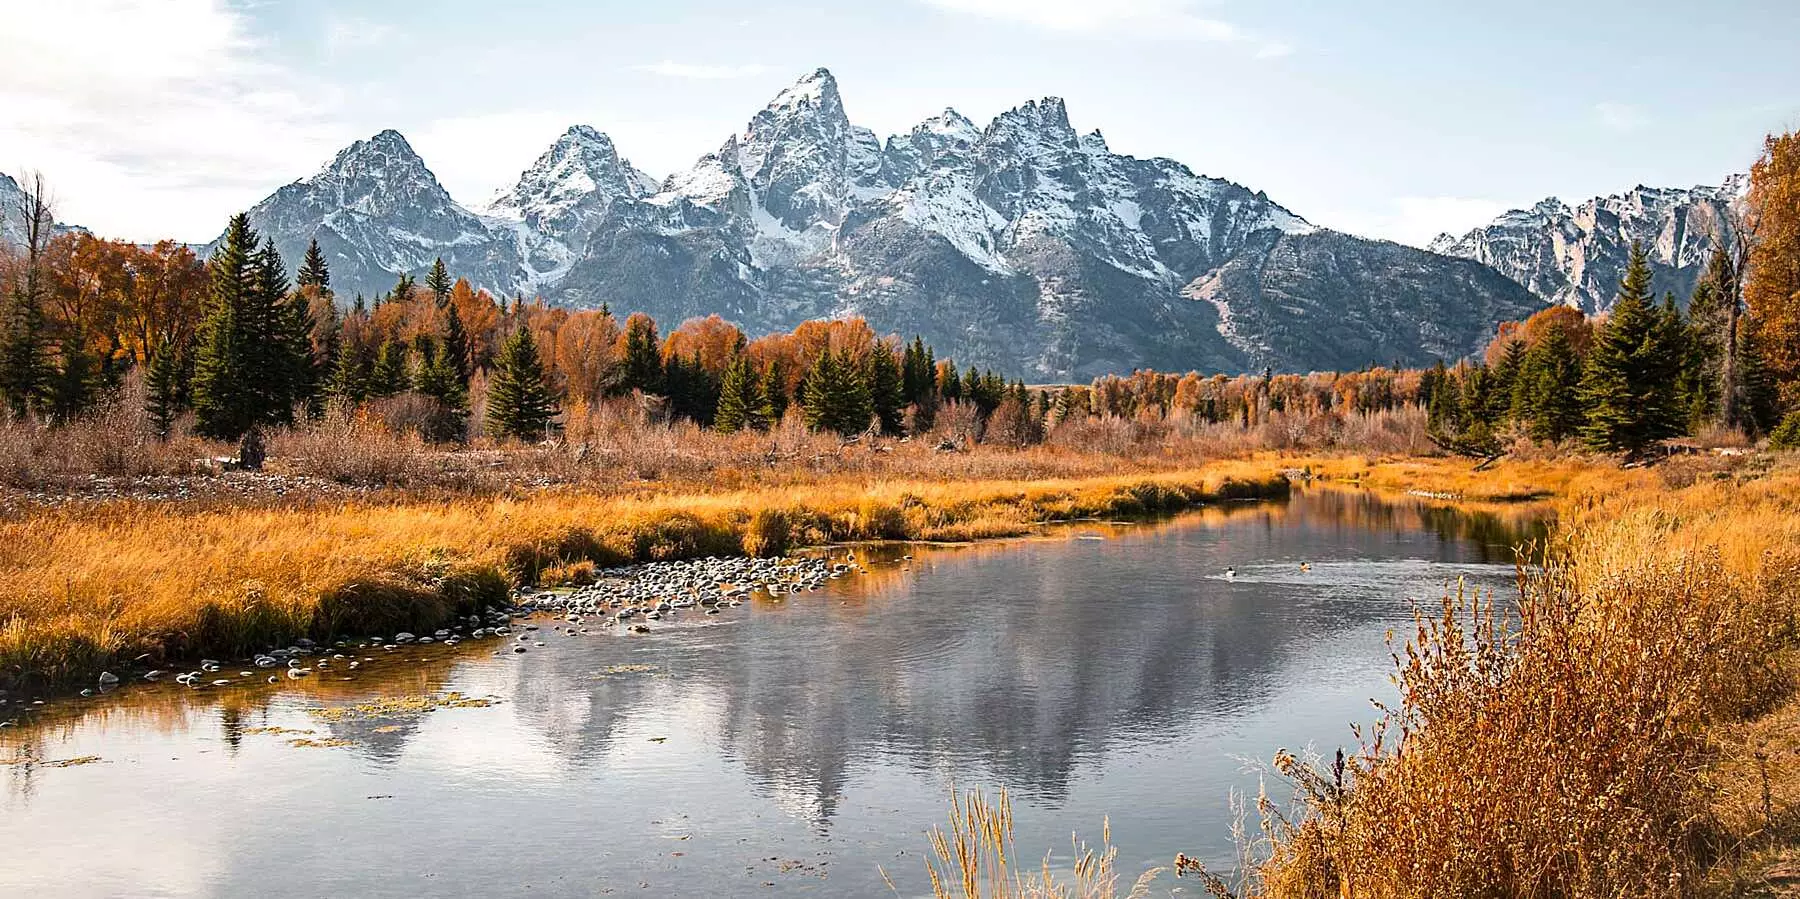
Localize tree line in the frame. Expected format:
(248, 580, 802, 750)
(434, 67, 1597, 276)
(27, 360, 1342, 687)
(2, 128, 1796, 453)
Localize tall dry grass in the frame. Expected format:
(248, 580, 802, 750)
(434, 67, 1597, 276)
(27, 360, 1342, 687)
(0, 464, 1288, 687)
(1209, 463, 1800, 898)
(904, 790, 1162, 899)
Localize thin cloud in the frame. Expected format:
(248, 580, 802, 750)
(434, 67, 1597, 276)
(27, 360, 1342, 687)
(323, 16, 399, 55)
(0, 0, 346, 241)
(1594, 102, 1650, 132)
(634, 61, 772, 80)
(919, 0, 1244, 42)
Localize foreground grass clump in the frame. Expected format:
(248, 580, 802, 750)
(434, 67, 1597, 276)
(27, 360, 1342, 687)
(905, 789, 1159, 899)
(1212, 464, 1800, 898)
(0, 465, 1287, 686)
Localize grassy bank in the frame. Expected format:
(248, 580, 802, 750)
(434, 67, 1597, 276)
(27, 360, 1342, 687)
(892, 454, 1800, 898)
(0, 462, 1288, 688)
(1209, 458, 1800, 897)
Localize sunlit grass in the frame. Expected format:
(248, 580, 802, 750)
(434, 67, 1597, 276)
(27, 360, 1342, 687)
(0, 464, 1290, 685)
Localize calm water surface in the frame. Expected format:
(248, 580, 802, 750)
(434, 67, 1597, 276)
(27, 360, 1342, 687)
(1, 489, 1543, 897)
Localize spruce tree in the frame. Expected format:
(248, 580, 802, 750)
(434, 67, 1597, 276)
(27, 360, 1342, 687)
(442, 301, 472, 382)
(801, 350, 840, 433)
(1580, 243, 1686, 454)
(192, 214, 259, 440)
(0, 281, 50, 418)
(715, 355, 772, 433)
(297, 238, 330, 292)
(326, 339, 370, 404)
(764, 358, 789, 421)
(1516, 321, 1584, 443)
(867, 342, 905, 434)
(425, 258, 452, 309)
(145, 338, 185, 438)
(486, 327, 557, 440)
(389, 273, 416, 306)
(47, 338, 96, 422)
(412, 338, 469, 441)
(370, 339, 410, 397)
(620, 315, 664, 395)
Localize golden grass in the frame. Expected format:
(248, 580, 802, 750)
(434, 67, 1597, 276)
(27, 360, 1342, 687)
(902, 789, 1162, 899)
(0, 462, 1289, 686)
(1214, 459, 1800, 898)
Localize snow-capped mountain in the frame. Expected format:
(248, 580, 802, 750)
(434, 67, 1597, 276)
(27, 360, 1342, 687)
(481, 125, 658, 290)
(1429, 179, 1744, 313)
(232, 69, 1544, 376)
(233, 130, 522, 302)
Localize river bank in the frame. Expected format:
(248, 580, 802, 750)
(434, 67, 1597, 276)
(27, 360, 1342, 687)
(0, 461, 1301, 690)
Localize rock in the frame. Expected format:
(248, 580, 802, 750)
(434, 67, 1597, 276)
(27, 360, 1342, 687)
(97, 671, 119, 685)
(143, 670, 167, 681)
(393, 633, 416, 644)
(287, 668, 310, 679)
(512, 646, 527, 654)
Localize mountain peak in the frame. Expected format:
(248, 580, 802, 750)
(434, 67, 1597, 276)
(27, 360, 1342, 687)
(487, 124, 653, 224)
(763, 68, 842, 116)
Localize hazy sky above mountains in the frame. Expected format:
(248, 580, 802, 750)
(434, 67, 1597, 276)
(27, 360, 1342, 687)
(4, 0, 1796, 245)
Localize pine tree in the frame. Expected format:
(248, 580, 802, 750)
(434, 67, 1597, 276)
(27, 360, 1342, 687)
(620, 315, 663, 394)
(801, 350, 839, 433)
(1490, 339, 1526, 424)
(0, 177, 54, 418)
(297, 238, 330, 292)
(940, 364, 962, 403)
(486, 327, 557, 440)
(370, 339, 410, 397)
(425, 258, 452, 309)
(867, 342, 905, 434)
(764, 358, 789, 421)
(326, 338, 370, 404)
(442, 301, 472, 382)
(715, 355, 773, 433)
(192, 214, 260, 440)
(145, 338, 185, 438)
(1515, 321, 1584, 443)
(1580, 243, 1686, 454)
(412, 338, 469, 441)
(47, 338, 96, 422)
(389, 273, 417, 306)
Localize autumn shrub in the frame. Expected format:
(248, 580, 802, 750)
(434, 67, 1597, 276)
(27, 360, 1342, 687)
(1210, 467, 1800, 899)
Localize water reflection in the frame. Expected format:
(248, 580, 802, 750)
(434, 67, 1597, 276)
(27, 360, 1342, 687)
(1, 487, 1546, 898)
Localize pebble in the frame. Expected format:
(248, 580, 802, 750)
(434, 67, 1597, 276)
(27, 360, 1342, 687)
(97, 672, 119, 686)
(522, 555, 848, 624)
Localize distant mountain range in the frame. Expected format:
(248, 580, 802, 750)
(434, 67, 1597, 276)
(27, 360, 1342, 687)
(3, 70, 1747, 378)
(1430, 178, 1745, 313)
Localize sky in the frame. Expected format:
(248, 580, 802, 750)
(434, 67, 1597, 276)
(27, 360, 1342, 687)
(2, 0, 1797, 246)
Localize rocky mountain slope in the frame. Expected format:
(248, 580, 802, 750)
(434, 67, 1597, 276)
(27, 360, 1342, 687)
(0, 171, 84, 250)
(1429, 179, 1744, 313)
(233, 69, 1545, 377)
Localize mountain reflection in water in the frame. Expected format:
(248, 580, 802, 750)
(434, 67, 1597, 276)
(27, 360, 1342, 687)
(1, 487, 1545, 898)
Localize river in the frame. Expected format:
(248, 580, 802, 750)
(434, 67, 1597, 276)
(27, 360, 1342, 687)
(0, 487, 1544, 897)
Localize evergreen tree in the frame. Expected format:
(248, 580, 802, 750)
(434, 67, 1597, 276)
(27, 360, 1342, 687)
(370, 339, 410, 397)
(1515, 321, 1584, 443)
(800, 350, 870, 435)
(620, 315, 664, 394)
(425, 258, 452, 309)
(940, 364, 962, 402)
(715, 355, 773, 433)
(326, 338, 370, 404)
(1580, 243, 1687, 454)
(0, 173, 55, 418)
(47, 338, 96, 422)
(0, 280, 50, 418)
(442, 301, 472, 382)
(145, 338, 186, 438)
(486, 326, 557, 440)
(412, 338, 469, 441)
(192, 214, 260, 439)
(867, 342, 905, 434)
(764, 358, 789, 421)
(297, 238, 330, 292)
(388, 273, 417, 306)
(1736, 324, 1782, 435)
(840, 349, 873, 434)
(1490, 339, 1526, 423)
